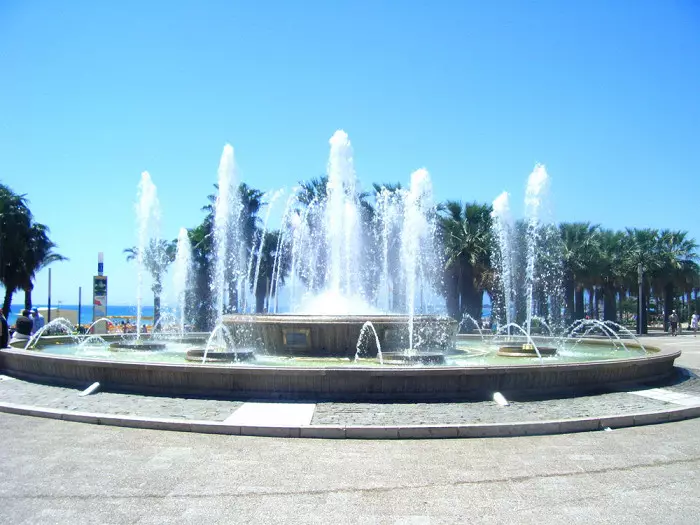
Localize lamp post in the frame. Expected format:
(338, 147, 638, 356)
(638, 263, 643, 335)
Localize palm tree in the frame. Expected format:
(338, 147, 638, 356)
(202, 182, 265, 312)
(297, 176, 328, 207)
(250, 230, 291, 313)
(1, 184, 31, 316)
(623, 228, 661, 334)
(597, 229, 626, 322)
(559, 222, 600, 324)
(655, 230, 698, 330)
(20, 223, 68, 309)
(124, 239, 175, 329)
(1, 184, 66, 316)
(439, 201, 493, 322)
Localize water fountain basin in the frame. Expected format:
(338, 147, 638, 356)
(0, 335, 679, 401)
(109, 341, 167, 351)
(381, 351, 447, 365)
(497, 344, 557, 357)
(185, 347, 256, 363)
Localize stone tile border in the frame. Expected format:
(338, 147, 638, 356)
(2, 400, 699, 439)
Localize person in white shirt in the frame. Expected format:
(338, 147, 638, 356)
(691, 312, 698, 337)
(30, 308, 45, 335)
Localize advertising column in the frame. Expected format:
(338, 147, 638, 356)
(93, 252, 108, 334)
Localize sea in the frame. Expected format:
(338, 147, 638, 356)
(6, 305, 155, 327)
(6, 303, 493, 327)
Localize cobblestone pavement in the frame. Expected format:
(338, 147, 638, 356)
(310, 392, 672, 426)
(2, 372, 697, 425)
(0, 377, 242, 421)
(1, 412, 699, 524)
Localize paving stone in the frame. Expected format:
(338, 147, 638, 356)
(3, 369, 700, 428)
(0, 379, 243, 421)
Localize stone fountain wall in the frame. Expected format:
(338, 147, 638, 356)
(222, 314, 458, 358)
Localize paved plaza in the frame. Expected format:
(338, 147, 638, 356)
(0, 335, 699, 523)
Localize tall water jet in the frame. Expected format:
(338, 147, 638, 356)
(269, 189, 300, 312)
(524, 164, 550, 335)
(491, 192, 515, 329)
(212, 144, 237, 327)
(173, 227, 193, 335)
(134, 171, 160, 339)
(325, 130, 362, 299)
(376, 187, 402, 312)
(251, 189, 284, 312)
(401, 168, 433, 350)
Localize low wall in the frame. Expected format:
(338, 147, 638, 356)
(0, 344, 679, 401)
(222, 314, 457, 358)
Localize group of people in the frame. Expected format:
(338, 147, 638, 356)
(115, 321, 148, 334)
(667, 310, 699, 337)
(0, 308, 46, 347)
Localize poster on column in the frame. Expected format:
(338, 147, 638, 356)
(93, 276, 108, 332)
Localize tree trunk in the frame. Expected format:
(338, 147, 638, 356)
(24, 284, 33, 311)
(459, 265, 482, 323)
(636, 286, 649, 335)
(2, 287, 13, 318)
(255, 280, 267, 313)
(688, 290, 694, 320)
(564, 277, 575, 325)
(574, 287, 585, 320)
(228, 281, 239, 313)
(153, 295, 161, 332)
(444, 266, 460, 319)
(593, 288, 601, 319)
(602, 285, 617, 323)
(663, 282, 674, 332)
(587, 288, 594, 318)
(537, 288, 548, 321)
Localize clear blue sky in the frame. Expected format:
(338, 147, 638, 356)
(1, 0, 698, 307)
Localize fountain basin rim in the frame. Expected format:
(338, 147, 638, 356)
(1, 340, 671, 373)
(221, 313, 455, 325)
(0, 344, 679, 401)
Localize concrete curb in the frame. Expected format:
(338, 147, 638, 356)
(1, 400, 700, 439)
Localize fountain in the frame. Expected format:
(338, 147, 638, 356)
(220, 131, 452, 363)
(110, 172, 167, 351)
(489, 165, 561, 358)
(135, 172, 159, 339)
(173, 227, 193, 336)
(0, 131, 679, 401)
(491, 192, 515, 329)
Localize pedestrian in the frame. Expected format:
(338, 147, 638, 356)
(692, 312, 698, 337)
(669, 310, 679, 336)
(0, 311, 9, 348)
(10, 309, 33, 344)
(30, 307, 45, 335)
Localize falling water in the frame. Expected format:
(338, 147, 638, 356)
(401, 168, 433, 351)
(326, 130, 362, 298)
(376, 188, 402, 312)
(135, 172, 160, 339)
(354, 321, 383, 364)
(251, 189, 284, 311)
(173, 227, 193, 336)
(212, 144, 236, 326)
(523, 164, 550, 335)
(491, 192, 515, 329)
(270, 191, 299, 312)
(24, 318, 79, 349)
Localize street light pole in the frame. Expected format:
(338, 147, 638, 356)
(47, 268, 52, 323)
(638, 263, 643, 336)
